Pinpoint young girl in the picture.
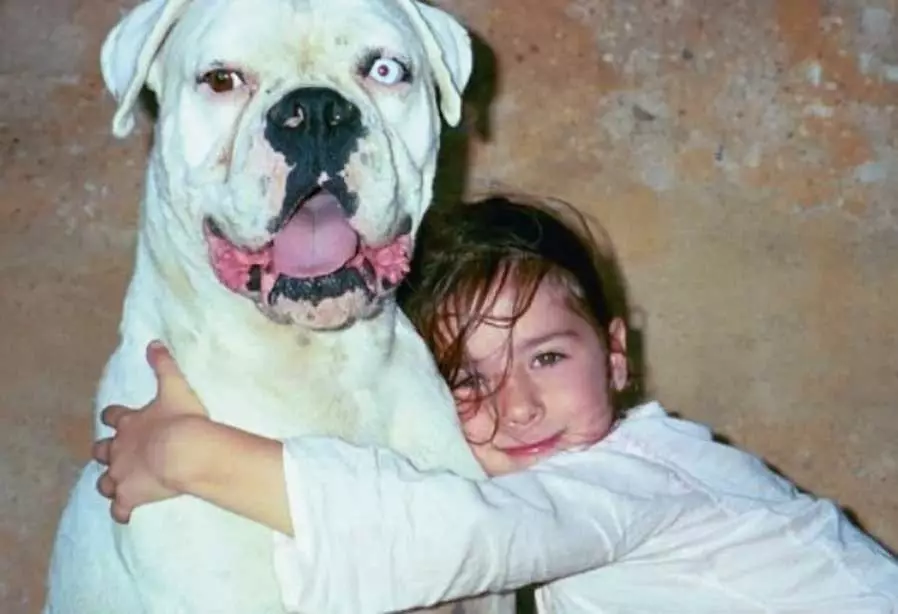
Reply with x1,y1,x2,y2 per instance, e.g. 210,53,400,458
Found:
93,195,898,613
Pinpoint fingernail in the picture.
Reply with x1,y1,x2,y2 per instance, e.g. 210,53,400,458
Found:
148,340,164,351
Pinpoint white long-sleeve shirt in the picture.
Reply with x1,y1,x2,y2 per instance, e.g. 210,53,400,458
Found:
272,402,898,613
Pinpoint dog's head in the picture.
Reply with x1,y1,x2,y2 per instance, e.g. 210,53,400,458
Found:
102,0,471,329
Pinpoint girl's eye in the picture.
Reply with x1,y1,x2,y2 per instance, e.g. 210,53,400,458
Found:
453,374,484,392
533,352,566,368
199,69,246,93
367,57,409,85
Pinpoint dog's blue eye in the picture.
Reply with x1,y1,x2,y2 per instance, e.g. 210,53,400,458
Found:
366,57,409,85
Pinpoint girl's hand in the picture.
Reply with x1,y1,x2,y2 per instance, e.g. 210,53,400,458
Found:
92,341,209,523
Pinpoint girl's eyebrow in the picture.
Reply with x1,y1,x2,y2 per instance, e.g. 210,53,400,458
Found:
516,329,579,352
467,330,579,367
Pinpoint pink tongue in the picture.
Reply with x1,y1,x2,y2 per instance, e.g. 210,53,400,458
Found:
271,192,360,278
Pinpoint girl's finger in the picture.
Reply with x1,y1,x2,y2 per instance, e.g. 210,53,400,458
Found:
96,471,117,499
111,500,133,525
92,438,112,465
146,341,184,381
100,405,131,429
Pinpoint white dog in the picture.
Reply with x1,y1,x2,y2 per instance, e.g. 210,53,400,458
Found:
43,0,511,612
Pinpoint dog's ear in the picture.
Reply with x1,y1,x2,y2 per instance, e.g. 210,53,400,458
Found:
100,0,192,138
398,1,473,127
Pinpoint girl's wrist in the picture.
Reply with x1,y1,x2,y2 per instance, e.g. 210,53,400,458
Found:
150,417,293,535
153,416,216,493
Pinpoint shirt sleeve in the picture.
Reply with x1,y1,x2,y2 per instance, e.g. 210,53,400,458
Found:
272,436,708,614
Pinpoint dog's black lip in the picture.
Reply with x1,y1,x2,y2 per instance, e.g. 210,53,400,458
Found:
267,268,374,308
397,214,412,236
204,186,332,245
268,183,356,235
271,186,323,234
205,217,225,238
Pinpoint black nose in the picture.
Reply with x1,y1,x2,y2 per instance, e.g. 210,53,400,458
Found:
264,87,365,225
266,87,360,134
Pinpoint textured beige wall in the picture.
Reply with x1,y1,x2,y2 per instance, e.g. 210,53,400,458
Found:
1,0,895,611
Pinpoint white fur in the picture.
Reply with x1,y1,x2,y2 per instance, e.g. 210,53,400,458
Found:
44,0,511,612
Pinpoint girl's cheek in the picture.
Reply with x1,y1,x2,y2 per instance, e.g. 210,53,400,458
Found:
461,410,496,444
471,446,502,476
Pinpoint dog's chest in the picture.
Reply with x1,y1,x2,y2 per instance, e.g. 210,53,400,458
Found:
182,346,392,441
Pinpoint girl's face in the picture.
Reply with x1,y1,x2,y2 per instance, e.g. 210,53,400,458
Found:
448,275,628,476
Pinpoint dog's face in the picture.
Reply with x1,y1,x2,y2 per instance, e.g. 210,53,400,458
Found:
102,0,471,329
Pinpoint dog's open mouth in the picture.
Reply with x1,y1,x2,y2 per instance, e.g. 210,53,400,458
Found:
204,190,410,309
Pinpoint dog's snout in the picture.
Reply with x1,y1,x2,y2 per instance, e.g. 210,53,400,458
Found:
264,87,366,225
267,88,360,132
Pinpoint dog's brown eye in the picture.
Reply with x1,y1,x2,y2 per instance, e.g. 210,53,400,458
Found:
200,69,246,93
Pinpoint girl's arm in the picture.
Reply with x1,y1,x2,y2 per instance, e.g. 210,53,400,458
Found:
156,417,292,536
269,436,701,614
92,342,293,535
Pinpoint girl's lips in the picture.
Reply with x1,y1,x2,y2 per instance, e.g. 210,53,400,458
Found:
499,432,564,458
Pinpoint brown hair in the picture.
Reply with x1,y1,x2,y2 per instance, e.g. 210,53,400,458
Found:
397,195,624,405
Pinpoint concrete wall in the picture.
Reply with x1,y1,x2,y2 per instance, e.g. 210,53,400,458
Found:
1,0,895,610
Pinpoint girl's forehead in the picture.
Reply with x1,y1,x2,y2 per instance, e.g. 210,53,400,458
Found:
453,277,583,364
483,274,571,321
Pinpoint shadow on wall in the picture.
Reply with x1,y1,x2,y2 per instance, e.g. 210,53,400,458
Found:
433,30,500,209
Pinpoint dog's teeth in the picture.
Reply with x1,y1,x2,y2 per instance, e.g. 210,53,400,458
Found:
361,260,376,283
